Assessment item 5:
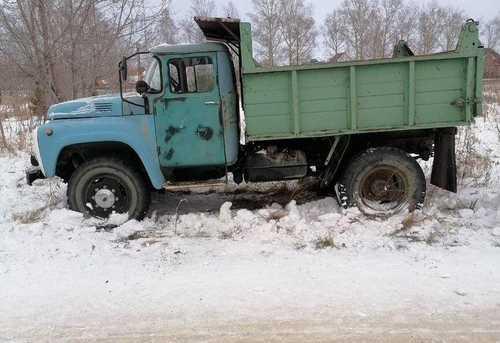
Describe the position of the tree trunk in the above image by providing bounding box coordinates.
[0,116,8,150]
[37,0,64,104]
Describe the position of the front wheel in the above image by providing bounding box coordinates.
[339,147,426,217]
[68,158,150,220]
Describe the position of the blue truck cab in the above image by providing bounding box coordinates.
[30,33,240,218]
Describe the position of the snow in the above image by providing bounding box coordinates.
[1,106,500,339]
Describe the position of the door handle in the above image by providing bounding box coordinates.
[204,101,219,105]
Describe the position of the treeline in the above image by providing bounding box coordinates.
[169,0,500,65]
[0,0,499,117]
[0,0,175,116]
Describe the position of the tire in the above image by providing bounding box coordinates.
[339,147,426,217]
[68,158,151,220]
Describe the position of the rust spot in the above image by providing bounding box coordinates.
[164,148,175,160]
[164,126,182,144]
[197,126,213,140]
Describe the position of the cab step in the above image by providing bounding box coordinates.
[164,180,227,191]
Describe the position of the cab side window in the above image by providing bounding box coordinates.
[147,59,162,92]
[168,57,215,94]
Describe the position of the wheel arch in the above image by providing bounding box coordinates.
[36,116,165,189]
[320,130,435,188]
[56,141,160,189]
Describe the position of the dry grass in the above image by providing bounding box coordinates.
[401,212,420,230]
[314,234,338,250]
[265,209,288,221]
[455,125,495,187]
[0,93,44,152]
[11,207,45,224]
[452,87,500,188]
[0,116,41,152]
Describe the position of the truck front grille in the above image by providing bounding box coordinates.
[94,103,113,112]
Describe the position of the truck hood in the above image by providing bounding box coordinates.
[47,94,145,120]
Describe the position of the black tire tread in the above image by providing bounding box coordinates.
[67,157,151,220]
[339,147,426,216]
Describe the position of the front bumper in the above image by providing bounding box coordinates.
[31,127,46,175]
[26,166,45,185]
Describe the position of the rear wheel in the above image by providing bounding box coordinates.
[68,158,150,220]
[339,147,425,217]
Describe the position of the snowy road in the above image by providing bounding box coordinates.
[6,311,500,342]
[0,242,500,342]
[1,242,500,342]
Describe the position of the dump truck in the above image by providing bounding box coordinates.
[27,17,485,219]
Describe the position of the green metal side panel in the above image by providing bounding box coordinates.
[240,20,485,142]
[414,59,466,125]
[356,63,406,129]
[244,72,292,135]
[297,68,349,132]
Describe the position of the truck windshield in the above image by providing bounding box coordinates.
[144,58,162,92]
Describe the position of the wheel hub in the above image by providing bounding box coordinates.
[94,188,116,209]
[360,166,408,212]
[370,179,389,197]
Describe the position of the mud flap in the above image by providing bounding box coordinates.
[431,128,457,193]
[320,135,350,189]
[334,183,348,209]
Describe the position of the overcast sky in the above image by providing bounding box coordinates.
[171,0,500,23]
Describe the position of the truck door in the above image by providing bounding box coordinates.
[155,53,225,168]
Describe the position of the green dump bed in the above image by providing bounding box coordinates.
[240,22,484,142]
[195,18,485,142]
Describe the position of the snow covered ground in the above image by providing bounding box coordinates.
[2,111,500,341]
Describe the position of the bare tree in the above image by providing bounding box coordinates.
[153,0,177,44]
[279,0,317,65]
[249,0,283,66]
[323,10,347,59]
[376,0,405,57]
[323,0,468,60]
[0,0,168,117]
[0,0,73,112]
[391,2,418,44]
[223,1,239,18]
[180,0,216,43]
[439,7,465,51]
[416,1,445,54]
[0,119,6,150]
[482,14,500,50]
[338,0,377,59]
[374,0,421,57]
[0,88,6,149]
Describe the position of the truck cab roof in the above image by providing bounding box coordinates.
[150,42,228,55]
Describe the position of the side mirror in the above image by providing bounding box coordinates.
[135,80,150,95]
[120,56,128,81]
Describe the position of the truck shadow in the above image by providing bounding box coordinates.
[150,180,323,216]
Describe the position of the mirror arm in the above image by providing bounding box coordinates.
[143,96,150,114]
[118,51,151,111]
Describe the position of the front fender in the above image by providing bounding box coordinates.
[37,115,165,189]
